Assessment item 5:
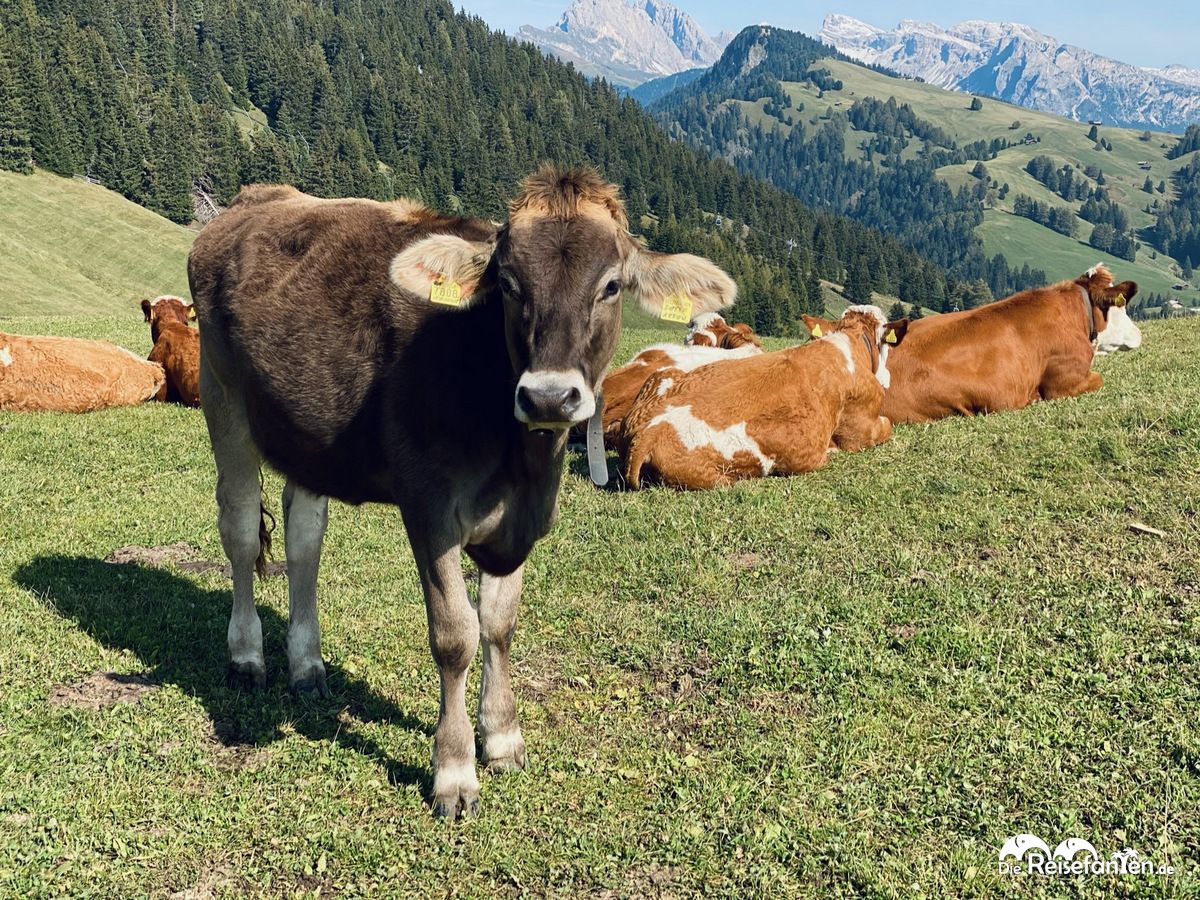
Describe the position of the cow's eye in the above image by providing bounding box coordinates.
[602,279,621,300]
[499,271,521,298]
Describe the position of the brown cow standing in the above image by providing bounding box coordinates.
[187,168,736,818]
[881,265,1138,424]
[621,305,907,489]
[142,295,201,407]
[0,332,165,413]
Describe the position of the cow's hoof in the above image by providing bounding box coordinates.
[431,764,481,820]
[227,660,266,692]
[290,666,330,699]
[482,730,527,774]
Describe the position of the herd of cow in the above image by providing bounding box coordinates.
[0,167,1145,817]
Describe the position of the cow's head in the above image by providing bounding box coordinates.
[141,295,195,343]
[1075,264,1140,352]
[804,305,909,388]
[686,312,763,350]
[390,167,737,428]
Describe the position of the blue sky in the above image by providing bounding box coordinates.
[454,0,1198,69]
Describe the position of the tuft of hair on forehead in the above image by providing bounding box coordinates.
[508,166,628,229]
[842,304,887,326]
[1081,263,1114,286]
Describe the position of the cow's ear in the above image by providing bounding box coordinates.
[625,249,736,316]
[1106,281,1138,306]
[802,314,834,339]
[389,234,493,305]
[141,299,153,322]
[882,318,910,347]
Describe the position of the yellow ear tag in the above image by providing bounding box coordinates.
[659,292,693,324]
[430,275,463,307]
[885,329,898,344]
[810,324,823,338]
[1114,293,1126,306]
[187,306,197,320]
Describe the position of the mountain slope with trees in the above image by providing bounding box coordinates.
[0,0,956,335]
[651,26,1200,312]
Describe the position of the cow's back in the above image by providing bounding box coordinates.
[188,187,500,502]
[0,332,165,413]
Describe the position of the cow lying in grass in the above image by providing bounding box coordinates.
[685,312,763,349]
[0,332,165,413]
[882,265,1138,424]
[142,295,201,407]
[599,315,763,449]
[621,306,907,489]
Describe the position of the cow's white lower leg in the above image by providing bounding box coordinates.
[478,566,526,773]
[283,481,330,697]
[207,377,268,691]
[421,545,481,818]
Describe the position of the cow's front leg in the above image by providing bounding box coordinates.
[282,480,330,697]
[477,566,526,773]
[418,544,480,818]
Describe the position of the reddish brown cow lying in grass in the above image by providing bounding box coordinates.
[599,325,763,449]
[881,265,1138,424]
[141,295,201,407]
[0,332,165,413]
[621,305,907,489]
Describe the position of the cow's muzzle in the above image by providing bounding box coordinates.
[514,370,595,428]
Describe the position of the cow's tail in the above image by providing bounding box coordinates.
[623,436,649,490]
[255,471,275,578]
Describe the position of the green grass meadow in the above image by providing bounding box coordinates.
[1,311,1198,897]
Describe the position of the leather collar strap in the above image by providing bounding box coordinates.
[1078,284,1098,343]
[859,332,879,373]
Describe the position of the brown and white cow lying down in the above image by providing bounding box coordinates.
[0,332,165,413]
[685,312,763,349]
[142,295,201,407]
[621,306,907,490]
[599,318,763,448]
[881,265,1138,424]
[188,169,736,818]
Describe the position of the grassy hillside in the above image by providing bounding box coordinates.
[0,170,194,318]
[731,55,1200,307]
[2,313,1197,896]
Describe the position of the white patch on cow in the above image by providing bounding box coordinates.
[0,346,11,367]
[482,728,525,762]
[1095,304,1143,355]
[843,304,887,326]
[432,762,480,795]
[824,332,855,374]
[656,377,674,396]
[649,404,775,474]
[875,344,892,389]
[514,369,595,427]
[657,342,761,370]
[686,311,725,346]
[151,294,190,307]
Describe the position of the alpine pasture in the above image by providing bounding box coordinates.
[1,303,1198,895]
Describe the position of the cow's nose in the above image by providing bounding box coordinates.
[517,384,581,424]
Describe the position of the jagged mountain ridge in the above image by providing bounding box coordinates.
[518,0,731,88]
[819,14,1200,132]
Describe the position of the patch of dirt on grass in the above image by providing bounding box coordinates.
[169,863,246,900]
[728,551,766,571]
[597,863,680,898]
[104,542,197,567]
[50,672,158,710]
[104,542,286,577]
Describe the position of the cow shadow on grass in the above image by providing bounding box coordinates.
[12,555,432,795]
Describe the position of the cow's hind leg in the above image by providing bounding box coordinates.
[282,480,330,697]
[200,355,268,690]
[478,566,526,773]
[414,541,480,818]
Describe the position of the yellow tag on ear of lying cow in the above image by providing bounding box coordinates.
[885,329,898,344]
[1114,293,1126,306]
[430,276,463,307]
[811,324,823,338]
[188,306,197,320]
[659,292,693,324]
